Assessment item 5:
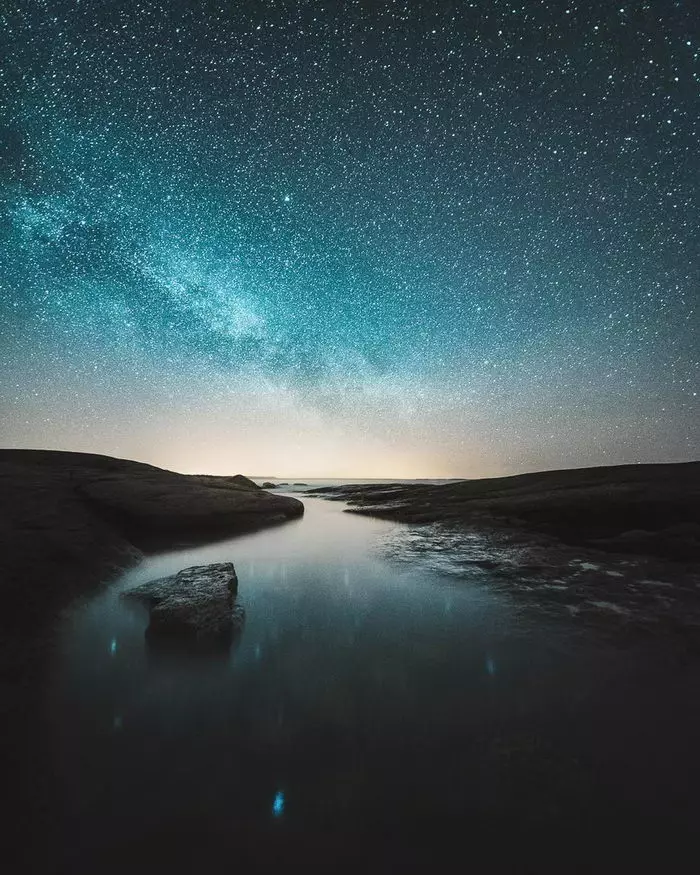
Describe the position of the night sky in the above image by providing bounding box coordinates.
[1,1,698,477]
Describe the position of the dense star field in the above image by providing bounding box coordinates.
[1,0,698,476]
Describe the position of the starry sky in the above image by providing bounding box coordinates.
[1,0,698,477]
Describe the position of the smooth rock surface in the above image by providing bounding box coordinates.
[310,461,700,560]
[0,449,303,627]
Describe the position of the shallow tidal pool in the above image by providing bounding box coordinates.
[47,497,699,872]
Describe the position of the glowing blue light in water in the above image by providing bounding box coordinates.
[110,638,118,656]
[272,791,285,817]
[486,656,496,676]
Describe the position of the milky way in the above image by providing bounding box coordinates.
[1,1,698,476]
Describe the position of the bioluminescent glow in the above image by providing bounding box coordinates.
[272,790,285,818]
[109,638,118,657]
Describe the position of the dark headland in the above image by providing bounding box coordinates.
[310,461,700,560]
[0,446,304,704]
[0,448,303,628]
[308,462,700,642]
[1,448,304,870]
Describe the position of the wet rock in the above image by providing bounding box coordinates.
[261,481,278,489]
[316,461,700,561]
[376,519,700,641]
[123,562,243,645]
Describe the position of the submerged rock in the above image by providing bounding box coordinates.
[123,562,243,646]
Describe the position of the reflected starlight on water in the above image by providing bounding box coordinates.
[47,497,700,871]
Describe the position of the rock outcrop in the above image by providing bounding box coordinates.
[123,562,244,647]
[0,449,304,628]
[191,473,261,490]
[310,461,700,560]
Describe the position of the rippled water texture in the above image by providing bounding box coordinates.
[48,498,699,872]
[380,521,700,632]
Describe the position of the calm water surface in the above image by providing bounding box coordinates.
[48,497,698,873]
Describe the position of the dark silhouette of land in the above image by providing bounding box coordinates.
[0,448,303,627]
[0,448,304,872]
[310,461,700,560]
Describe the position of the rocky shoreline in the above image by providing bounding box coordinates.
[310,461,700,643]
[0,449,303,630]
[1,449,304,870]
[309,461,700,560]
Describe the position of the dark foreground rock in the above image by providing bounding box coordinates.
[310,461,700,561]
[123,562,244,649]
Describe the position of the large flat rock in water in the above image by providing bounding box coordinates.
[123,562,243,646]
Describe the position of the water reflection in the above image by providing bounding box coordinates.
[48,497,700,872]
[143,619,245,665]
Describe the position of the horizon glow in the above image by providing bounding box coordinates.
[1,1,697,478]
